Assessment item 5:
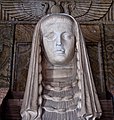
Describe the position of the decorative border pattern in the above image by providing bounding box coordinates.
[0,0,113,22]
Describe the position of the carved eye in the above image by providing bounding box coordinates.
[44,32,56,41]
[62,32,74,40]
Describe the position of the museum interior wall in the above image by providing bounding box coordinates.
[0,0,114,119]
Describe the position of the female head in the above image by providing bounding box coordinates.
[40,14,76,65]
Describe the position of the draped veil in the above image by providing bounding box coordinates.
[20,13,102,120]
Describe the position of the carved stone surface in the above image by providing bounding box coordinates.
[0,88,9,105]
[21,14,102,120]
[0,0,113,22]
[41,17,75,65]
[0,24,14,104]
[102,1,114,22]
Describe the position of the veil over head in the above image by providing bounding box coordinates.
[21,13,102,120]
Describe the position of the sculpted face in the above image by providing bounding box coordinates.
[41,17,75,65]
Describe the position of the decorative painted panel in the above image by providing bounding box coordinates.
[104,25,114,96]
[80,25,105,98]
[102,1,114,22]
[86,43,105,98]
[81,25,101,42]
[13,42,32,91]
[13,24,35,91]
[0,0,113,22]
[0,24,14,104]
[15,24,35,42]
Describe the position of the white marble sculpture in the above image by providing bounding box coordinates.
[21,13,102,120]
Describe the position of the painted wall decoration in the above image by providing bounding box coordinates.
[13,25,35,91]
[0,24,14,104]
[104,25,114,96]
[0,0,113,22]
[81,25,105,98]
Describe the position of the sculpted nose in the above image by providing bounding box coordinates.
[56,35,62,46]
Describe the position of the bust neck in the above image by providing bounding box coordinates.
[42,54,77,82]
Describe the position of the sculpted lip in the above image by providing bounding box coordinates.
[55,50,65,54]
[55,48,65,54]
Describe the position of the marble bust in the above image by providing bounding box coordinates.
[21,13,102,120]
